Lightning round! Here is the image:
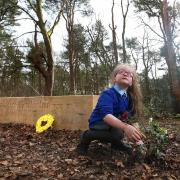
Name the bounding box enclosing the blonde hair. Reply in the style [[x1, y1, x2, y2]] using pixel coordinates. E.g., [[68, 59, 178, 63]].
[[110, 64, 143, 117]]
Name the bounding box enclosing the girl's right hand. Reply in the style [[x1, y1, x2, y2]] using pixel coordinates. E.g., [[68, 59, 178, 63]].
[[123, 124, 142, 143]]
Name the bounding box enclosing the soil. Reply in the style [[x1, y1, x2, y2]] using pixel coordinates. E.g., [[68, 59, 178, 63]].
[[0, 118, 179, 180]]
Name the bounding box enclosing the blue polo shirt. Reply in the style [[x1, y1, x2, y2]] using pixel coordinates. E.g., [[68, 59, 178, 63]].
[[89, 86, 133, 128]]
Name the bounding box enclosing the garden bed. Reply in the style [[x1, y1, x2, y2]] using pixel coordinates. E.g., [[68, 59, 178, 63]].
[[0, 118, 179, 179]]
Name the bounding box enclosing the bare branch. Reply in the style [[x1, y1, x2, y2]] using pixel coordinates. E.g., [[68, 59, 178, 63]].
[[171, 0, 177, 34], [140, 17, 164, 39], [121, 0, 130, 18], [12, 31, 40, 40], [157, 16, 167, 41], [86, 25, 112, 70], [27, 0, 37, 13], [14, 17, 32, 21], [48, 0, 67, 37], [22, 80, 42, 96], [17, 5, 37, 23]]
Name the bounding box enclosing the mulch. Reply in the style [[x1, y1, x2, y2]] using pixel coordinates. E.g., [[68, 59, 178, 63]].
[[0, 119, 179, 180]]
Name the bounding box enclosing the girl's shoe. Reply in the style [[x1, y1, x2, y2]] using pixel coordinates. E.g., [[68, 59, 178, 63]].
[[76, 131, 89, 155], [76, 143, 88, 155]]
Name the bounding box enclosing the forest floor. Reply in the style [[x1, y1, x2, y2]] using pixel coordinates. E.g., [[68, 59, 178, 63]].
[[0, 118, 179, 180]]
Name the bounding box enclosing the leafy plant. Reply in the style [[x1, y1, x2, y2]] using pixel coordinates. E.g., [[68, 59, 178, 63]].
[[145, 120, 168, 159], [174, 114, 180, 119]]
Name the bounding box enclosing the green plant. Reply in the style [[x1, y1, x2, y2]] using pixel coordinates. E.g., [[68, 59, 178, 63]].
[[145, 120, 168, 159], [175, 114, 180, 119]]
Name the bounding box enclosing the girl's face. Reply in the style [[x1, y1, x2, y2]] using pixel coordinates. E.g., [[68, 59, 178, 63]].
[[114, 68, 133, 89]]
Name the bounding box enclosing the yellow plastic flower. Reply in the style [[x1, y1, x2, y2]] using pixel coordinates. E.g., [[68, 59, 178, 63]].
[[35, 114, 55, 133]]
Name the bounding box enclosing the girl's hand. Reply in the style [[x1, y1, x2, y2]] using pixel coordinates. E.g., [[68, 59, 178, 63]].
[[123, 124, 142, 142]]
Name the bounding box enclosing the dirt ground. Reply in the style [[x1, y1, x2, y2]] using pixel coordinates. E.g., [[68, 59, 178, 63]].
[[0, 118, 179, 180]]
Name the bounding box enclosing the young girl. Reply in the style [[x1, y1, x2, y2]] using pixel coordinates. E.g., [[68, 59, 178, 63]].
[[77, 64, 143, 155]]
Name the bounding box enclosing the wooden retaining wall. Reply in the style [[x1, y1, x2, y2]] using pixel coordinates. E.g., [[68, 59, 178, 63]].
[[0, 96, 99, 130]]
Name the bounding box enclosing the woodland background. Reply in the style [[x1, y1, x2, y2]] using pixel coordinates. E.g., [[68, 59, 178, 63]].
[[0, 0, 180, 114]]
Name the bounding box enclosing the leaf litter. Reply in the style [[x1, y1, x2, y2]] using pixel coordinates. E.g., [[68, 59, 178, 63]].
[[0, 119, 179, 179]]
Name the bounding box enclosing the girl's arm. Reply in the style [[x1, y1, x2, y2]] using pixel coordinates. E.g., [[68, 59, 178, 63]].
[[104, 114, 142, 142]]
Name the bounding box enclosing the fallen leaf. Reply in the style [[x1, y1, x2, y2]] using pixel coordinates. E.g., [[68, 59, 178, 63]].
[[96, 161, 101, 166], [0, 122, 179, 179], [57, 173, 63, 178], [65, 159, 73, 164], [115, 160, 124, 168], [0, 160, 9, 166], [69, 147, 76, 152], [14, 160, 23, 165], [142, 163, 151, 173]]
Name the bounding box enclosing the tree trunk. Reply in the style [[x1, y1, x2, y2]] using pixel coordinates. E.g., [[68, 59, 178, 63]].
[[162, 0, 180, 112], [68, 28, 76, 95], [63, 0, 76, 95], [144, 69, 151, 103], [36, 0, 54, 96], [44, 72, 53, 96], [38, 73, 42, 95], [121, 0, 130, 63], [41, 34, 54, 96], [111, 0, 118, 64], [142, 43, 151, 103], [122, 25, 126, 63]]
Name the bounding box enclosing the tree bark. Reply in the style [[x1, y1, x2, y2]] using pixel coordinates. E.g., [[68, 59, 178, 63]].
[[36, 0, 54, 96], [18, 0, 65, 96], [110, 0, 118, 64], [161, 0, 180, 112], [63, 0, 76, 94], [121, 0, 130, 63], [43, 72, 53, 96]]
